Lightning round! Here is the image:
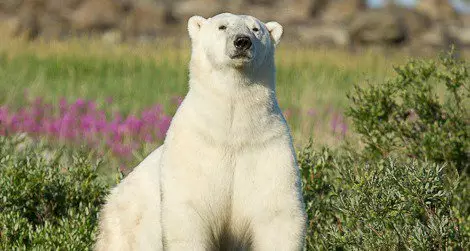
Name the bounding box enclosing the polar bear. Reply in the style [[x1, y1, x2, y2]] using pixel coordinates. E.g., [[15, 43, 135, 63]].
[[95, 13, 306, 251]]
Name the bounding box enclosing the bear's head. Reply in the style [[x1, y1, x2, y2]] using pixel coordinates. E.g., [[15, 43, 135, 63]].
[[187, 13, 283, 71]]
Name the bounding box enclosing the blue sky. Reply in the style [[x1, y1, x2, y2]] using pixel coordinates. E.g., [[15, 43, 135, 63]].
[[367, 0, 470, 12]]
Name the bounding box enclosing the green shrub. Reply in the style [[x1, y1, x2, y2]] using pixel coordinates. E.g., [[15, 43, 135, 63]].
[[299, 140, 468, 250], [346, 49, 469, 174], [0, 135, 110, 250], [299, 49, 469, 250]]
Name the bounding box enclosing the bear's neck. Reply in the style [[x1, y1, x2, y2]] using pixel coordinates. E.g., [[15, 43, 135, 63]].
[[168, 56, 288, 148], [189, 52, 277, 94], [187, 54, 277, 111]]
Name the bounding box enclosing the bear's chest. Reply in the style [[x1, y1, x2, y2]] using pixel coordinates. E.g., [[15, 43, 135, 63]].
[[175, 93, 284, 148]]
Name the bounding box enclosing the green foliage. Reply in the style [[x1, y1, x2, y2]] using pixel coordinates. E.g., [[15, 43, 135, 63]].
[[299, 140, 469, 250], [347, 50, 469, 174], [0, 135, 110, 250], [299, 50, 470, 250]]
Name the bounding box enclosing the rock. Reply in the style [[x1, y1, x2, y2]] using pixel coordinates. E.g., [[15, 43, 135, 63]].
[[449, 25, 470, 47], [69, 0, 132, 32], [37, 10, 69, 39], [45, 0, 83, 15], [309, 0, 329, 18], [172, 0, 223, 21], [349, 8, 407, 47], [245, 0, 274, 5], [11, 0, 83, 39], [2, 0, 470, 53], [413, 24, 455, 49], [0, 0, 23, 15], [275, 0, 316, 24], [3, 16, 21, 37], [120, 2, 167, 41], [297, 24, 349, 47], [14, 0, 43, 39], [321, 0, 367, 25], [461, 14, 470, 27], [417, 0, 458, 23], [396, 7, 432, 37]]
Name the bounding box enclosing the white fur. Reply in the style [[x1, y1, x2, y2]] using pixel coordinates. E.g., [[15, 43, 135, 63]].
[[265, 22, 283, 46], [95, 147, 163, 251], [95, 13, 306, 251]]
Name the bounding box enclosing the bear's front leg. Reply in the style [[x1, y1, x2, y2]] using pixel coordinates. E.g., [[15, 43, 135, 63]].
[[161, 178, 231, 251], [234, 139, 307, 251], [160, 160, 210, 251], [250, 204, 306, 251], [160, 202, 208, 251], [160, 141, 232, 251]]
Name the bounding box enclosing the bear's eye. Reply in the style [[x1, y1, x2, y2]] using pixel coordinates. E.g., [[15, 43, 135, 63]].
[[252, 27, 259, 32], [219, 25, 227, 30]]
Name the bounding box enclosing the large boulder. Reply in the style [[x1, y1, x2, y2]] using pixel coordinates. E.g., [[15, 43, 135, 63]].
[[172, 0, 223, 23], [70, 0, 173, 40], [3, 16, 21, 37], [275, 0, 317, 24], [321, 0, 367, 25], [296, 24, 349, 47], [68, 0, 132, 32], [14, 0, 46, 39], [120, 2, 168, 41], [449, 25, 470, 47], [6, 0, 85, 39], [245, 0, 274, 4], [397, 7, 432, 37], [452, 14, 470, 47], [45, 0, 83, 14], [417, 0, 459, 23], [0, 0, 23, 15], [408, 24, 458, 56], [308, 0, 329, 18], [349, 8, 407, 47]]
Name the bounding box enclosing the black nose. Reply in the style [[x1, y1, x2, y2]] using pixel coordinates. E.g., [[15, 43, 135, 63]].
[[234, 36, 252, 51]]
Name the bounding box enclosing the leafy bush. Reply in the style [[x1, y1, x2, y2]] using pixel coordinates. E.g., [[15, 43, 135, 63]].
[[347, 49, 469, 174], [300, 49, 469, 250], [300, 141, 469, 250], [0, 135, 110, 250]]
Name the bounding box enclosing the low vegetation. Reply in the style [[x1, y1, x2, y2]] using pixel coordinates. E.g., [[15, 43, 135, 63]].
[[0, 48, 468, 249], [0, 135, 110, 250]]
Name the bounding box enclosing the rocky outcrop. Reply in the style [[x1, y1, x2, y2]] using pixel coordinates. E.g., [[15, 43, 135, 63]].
[[1, 0, 469, 52], [1, 0, 175, 41]]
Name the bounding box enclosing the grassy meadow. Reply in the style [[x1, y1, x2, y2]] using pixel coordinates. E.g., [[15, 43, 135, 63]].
[[0, 34, 405, 157]]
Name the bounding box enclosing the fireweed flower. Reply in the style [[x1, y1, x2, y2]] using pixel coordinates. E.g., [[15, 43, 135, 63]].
[[0, 97, 175, 159], [1, 97, 349, 161]]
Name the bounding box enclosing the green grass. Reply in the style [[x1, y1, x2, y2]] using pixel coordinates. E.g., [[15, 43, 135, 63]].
[[0, 34, 404, 147], [0, 51, 188, 114]]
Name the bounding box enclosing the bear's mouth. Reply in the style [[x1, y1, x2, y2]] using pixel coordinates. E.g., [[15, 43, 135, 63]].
[[230, 53, 252, 60]]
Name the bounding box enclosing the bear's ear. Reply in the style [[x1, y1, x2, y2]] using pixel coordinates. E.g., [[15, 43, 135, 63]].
[[265, 21, 283, 46], [188, 16, 207, 40]]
